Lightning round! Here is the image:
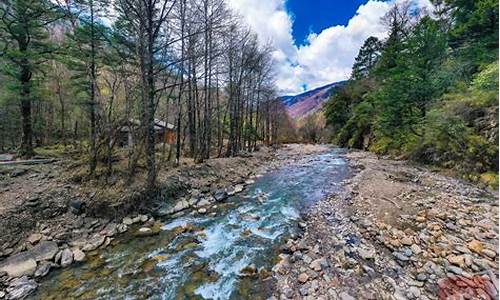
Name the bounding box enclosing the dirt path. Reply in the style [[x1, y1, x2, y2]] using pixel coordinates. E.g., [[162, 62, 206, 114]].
[[272, 150, 499, 300]]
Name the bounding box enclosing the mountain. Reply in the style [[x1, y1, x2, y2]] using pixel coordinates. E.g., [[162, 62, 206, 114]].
[[280, 81, 346, 121]]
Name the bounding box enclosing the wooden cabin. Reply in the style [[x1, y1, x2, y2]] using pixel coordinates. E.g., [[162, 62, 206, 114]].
[[118, 119, 175, 147]]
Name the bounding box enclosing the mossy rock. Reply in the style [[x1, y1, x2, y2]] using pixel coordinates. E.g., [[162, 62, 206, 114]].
[[480, 172, 499, 189]]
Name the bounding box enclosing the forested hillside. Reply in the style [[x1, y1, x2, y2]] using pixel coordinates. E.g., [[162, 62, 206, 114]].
[[324, 0, 499, 187], [0, 0, 290, 187]]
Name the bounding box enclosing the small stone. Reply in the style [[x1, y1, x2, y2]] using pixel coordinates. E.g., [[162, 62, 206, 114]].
[[122, 217, 134, 225], [282, 286, 294, 299], [34, 261, 54, 277], [400, 237, 413, 246], [393, 252, 409, 262], [117, 224, 128, 233], [482, 248, 496, 259], [298, 272, 309, 283], [136, 227, 154, 237], [60, 248, 73, 267], [447, 265, 463, 275], [197, 208, 207, 214], [309, 259, 323, 271], [234, 185, 244, 193], [447, 255, 465, 267], [410, 244, 421, 255], [339, 292, 355, 300], [416, 273, 427, 281], [213, 190, 228, 202], [407, 286, 421, 299], [72, 248, 85, 262], [358, 247, 375, 260], [27, 233, 42, 245], [467, 240, 483, 254], [415, 216, 426, 222]]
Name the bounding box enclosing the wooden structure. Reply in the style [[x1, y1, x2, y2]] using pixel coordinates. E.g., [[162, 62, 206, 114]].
[[118, 119, 175, 147]]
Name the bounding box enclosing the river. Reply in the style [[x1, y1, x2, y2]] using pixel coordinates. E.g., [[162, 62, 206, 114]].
[[32, 148, 350, 300]]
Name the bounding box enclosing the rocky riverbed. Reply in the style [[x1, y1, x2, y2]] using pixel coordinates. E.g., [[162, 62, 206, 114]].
[[272, 150, 499, 300], [0, 144, 329, 299]]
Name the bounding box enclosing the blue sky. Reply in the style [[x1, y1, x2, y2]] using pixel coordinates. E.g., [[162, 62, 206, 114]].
[[286, 0, 370, 45], [227, 0, 433, 94]]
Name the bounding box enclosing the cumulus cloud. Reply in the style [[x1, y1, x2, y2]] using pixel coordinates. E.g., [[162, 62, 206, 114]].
[[228, 0, 433, 95]]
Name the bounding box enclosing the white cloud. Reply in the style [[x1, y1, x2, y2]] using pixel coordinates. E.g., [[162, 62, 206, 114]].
[[227, 0, 433, 95]]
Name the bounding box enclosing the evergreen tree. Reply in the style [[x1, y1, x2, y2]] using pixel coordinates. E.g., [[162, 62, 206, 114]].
[[64, 0, 110, 175], [351, 36, 382, 80], [0, 0, 60, 157]]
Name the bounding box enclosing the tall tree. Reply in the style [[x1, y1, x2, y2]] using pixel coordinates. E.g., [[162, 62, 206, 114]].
[[0, 0, 59, 157], [64, 0, 110, 175], [351, 36, 382, 80]]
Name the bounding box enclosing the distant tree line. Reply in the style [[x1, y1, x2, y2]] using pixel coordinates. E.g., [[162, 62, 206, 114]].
[[0, 0, 291, 187], [324, 0, 498, 184]]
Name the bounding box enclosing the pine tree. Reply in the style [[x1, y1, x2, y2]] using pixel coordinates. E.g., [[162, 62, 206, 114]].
[[64, 0, 111, 175], [351, 36, 382, 80], [0, 0, 60, 157]]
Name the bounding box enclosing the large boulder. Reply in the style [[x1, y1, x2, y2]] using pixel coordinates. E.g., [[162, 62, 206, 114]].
[[6, 276, 37, 300], [0, 258, 36, 278], [0, 241, 58, 277]]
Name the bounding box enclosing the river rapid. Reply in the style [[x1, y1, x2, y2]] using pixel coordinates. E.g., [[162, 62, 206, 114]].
[[33, 148, 350, 300]]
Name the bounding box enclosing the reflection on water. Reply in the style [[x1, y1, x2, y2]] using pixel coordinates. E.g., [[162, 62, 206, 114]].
[[33, 149, 349, 300]]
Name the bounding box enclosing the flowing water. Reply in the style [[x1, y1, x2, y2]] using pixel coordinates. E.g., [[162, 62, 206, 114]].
[[33, 149, 349, 300]]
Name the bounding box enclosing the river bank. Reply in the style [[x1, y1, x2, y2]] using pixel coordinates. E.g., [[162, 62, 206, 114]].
[[0, 144, 331, 299], [272, 150, 499, 300]]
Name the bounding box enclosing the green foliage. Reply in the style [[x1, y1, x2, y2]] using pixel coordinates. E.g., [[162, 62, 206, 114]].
[[351, 36, 382, 80], [324, 2, 498, 184]]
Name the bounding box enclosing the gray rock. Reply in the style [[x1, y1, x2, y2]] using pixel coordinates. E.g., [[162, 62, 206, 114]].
[[122, 217, 134, 225], [358, 247, 375, 260], [309, 258, 324, 272], [117, 224, 128, 233], [393, 252, 409, 262], [339, 292, 355, 300], [60, 249, 73, 267], [416, 273, 427, 281], [34, 261, 55, 278], [0, 241, 58, 277], [214, 190, 228, 202], [282, 286, 294, 299], [197, 198, 211, 207], [0, 259, 36, 278], [100, 223, 117, 237], [68, 199, 84, 214], [6, 276, 37, 300], [72, 248, 85, 262], [197, 208, 207, 214], [407, 286, 421, 299], [82, 234, 105, 251], [447, 265, 463, 275], [299, 285, 309, 296], [29, 241, 59, 261], [234, 185, 244, 193], [172, 200, 190, 213]]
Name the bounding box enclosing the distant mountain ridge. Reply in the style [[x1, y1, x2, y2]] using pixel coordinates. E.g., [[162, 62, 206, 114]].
[[280, 81, 346, 121]]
